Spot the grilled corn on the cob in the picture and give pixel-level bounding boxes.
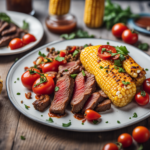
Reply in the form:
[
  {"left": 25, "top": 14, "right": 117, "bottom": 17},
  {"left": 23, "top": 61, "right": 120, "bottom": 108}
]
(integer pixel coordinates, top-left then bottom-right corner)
[
  {"left": 84, "top": 0, "right": 105, "bottom": 28},
  {"left": 0, "top": 77, "right": 3, "bottom": 94},
  {"left": 80, "top": 45, "right": 136, "bottom": 107},
  {"left": 49, "top": 0, "right": 70, "bottom": 15}
]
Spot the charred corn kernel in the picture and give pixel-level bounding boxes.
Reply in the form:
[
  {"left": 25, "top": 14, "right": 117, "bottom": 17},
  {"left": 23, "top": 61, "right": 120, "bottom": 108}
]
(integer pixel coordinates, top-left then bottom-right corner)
[
  {"left": 0, "top": 78, "right": 3, "bottom": 94},
  {"left": 49, "top": 0, "right": 70, "bottom": 15},
  {"left": 84, "top": 0, "right": 105, "bottom": 28},
  {"left": 80, "top": 45, "right": 136, "bottom": 107},
  {"left": 123, "top": 55, "right": 146, "bottom": 86}
]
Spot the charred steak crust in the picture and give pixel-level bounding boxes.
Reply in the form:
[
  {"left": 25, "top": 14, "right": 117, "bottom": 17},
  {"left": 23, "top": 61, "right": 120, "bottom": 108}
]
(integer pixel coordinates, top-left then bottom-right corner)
[
  {"left": 32, "top": 95, "right": 50, "bottom": 112},
  {"left": 50, "top": 75, "right": 74, "bottom": 115},
  {"left": 95, "top": 99, "right": 111, "bottom": 112},
  {"left": 70, "top": 71, "right": 96, "bottom": 113}
]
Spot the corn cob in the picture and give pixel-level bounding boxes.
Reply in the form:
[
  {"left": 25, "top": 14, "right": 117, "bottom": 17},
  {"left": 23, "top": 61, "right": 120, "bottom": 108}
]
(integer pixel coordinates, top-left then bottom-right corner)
[
  {"left": 80, "top": 45, "right": 136, "bottom": 107},
  {"left": 123, "top": 55, "right": 146, "bottom": 87},
  {"left": 49, "top": 0, "right": 70, "bottom": 15},
  {"left": 0, "top": 77, "right": 3, "bottom": 94},
  {"left": 84, "top": 0, "right": 105, "bottom": 28}
]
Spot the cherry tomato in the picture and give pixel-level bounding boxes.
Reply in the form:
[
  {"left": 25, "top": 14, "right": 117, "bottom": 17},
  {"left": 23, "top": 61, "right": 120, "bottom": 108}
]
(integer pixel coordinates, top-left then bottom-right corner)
[
  {"left": 60, "top": 51, "right": 66, "bottom": 57},
  {"left": 22, "top": 34, "right": 36, "bottom": 45},
  {"left": 32, "top": 76, "right": 55, "bottom": 95},
  {"left": 102, "top": 143, "right": 118, "bottom": 150},
  {"left": 132, "top": 126, "right": 150, "bottom": 143},
  {"left": 112, "top": 23, "right": 128, "bottom": 38},
  {"left": 84, "top": 109, "right": 101, "bottom": 121},
  {"left": 98, "top": 45, "right": 117, "bottom": 60},
  {"left": 21, "top": 68, "right": 41, "bottom": 90},
  {"left": 122, "top": 29, "right": 138, "bottom": 45},
  {"left": 135, "top": 91, "right": 149, "bottom": 106},
  {"left": 9, "top": 38, "right": 24, "bottom": 50},
  {"left": 143, "top": 78, "right": 150, "bottom": 94},
  {"left": 112, "top": 54, "right": 120, "bottom": 60},
  {"left": 69, "top": 46, "right": 76, "bottom": 53},
  {"left": 118, "top": 133, "right": 132, "bottom": 148}
]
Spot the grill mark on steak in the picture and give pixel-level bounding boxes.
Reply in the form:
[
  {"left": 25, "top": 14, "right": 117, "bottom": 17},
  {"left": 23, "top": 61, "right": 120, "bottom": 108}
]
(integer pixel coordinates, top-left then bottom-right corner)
[
  {"left": 50, "top": 75, "right": 74, "bottom": 115},
  {"left": 95, "top": 99, "right": 111, "bottom": 112},
  {"left": 1, "top": 24, "right": 17, "bottom": 36},
  {"left": 0, "top": 22, "right": 9, "bottom": 33},
  {"left": 58, "top": 60, "right": 81, "bottom": 75},
  {"left": 32, "top": 95, "right": 50, "bottom": 112},
  {"left": 82, "top": 92, "right": 103, "bottom": 113},
  {"left": 70, "top": 71, "right": 96, "bottom": 113}
]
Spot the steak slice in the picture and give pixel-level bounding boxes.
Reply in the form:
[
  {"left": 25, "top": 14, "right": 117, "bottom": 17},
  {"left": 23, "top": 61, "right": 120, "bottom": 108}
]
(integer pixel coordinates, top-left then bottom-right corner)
[
  {"left": 50, "top": 75, "right": 74, "bottom": 114},
  {"left": 1, "top": 24, "right": 17, "bottom": 36},
  {"left": 99, "top": 90, "right": 108, "bottom": 98},
  {"left": 70, "top": 71, "right": 96, "bottom": 113},
  {"left": 95, "top": 99, "right": 111, "bottom": 112},
  {"left": 0, "top": 22, "right": 9, "bottom": 33},
  {"left": 58, "top": 60, "right": 81, "bottom": 75},
  {"left": 82, "top": 92, "right": 103, "bottom": 113},
  {"left": 47, "top": 53, "right": 59, "bottom": 59},
  {"left": 32, "top": 95, "right": 50, "bottom": 112},
  {"left": 45, "top": 71, "right": 57, "bottom": 78}
]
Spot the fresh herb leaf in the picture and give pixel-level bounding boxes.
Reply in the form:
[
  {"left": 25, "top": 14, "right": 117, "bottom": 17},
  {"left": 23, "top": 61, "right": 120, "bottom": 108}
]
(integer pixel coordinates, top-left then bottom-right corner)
[
  {"left": 34, "top": 65, "right": 37, "bottom": 68},
  {"left": 55, "top": 56, "right": 65, "bottom": 62},
  {"left": 118, "top": 67, "right": 125, "bottom": 73},
  {"left": 76, "top": 30, "right": 94, "bottom": 38},
  {"left": 116, "top": 142, "right": 122, "bottom": 149},
  {"left": 114, "top": 66, "right": 118, "bottom": 69},
  {"left": 73, "top": 50, "right": 79, "bottom": 57},
  {"left": 41, "top": 115, "right": 43, "bottom": 117},
  {"left": 55, "top": 86, "right": 59, "bottom": 92},
  {"left": 84, "top": 44, "right": 88, "bottom": 48},
  {"left": 22, "top": 20, "right": 29, "bottom": 31},
  {"left": 145, "top": 68, "right": 149, "bottom": 71},
  {"left": 38, "top": 51, "right": 46, "bottom": 57},
  {"left": 129, "top": 117, "right": 131, "bottom": 119},
  {"left": 138, "top": 43, "right": 149, "bottom": 51},
  {"left": 60, "top": 34, "right": 69, "bottom": 39},
  {"left": 61, "top": 33, "right": 76, "bottom": 40},
  {"left": 101, "top": 48, "right": 106, "bottom": 53},
  {"left": 138, "top": 145, "right": 143, "bottom": 150},
  {"left": 106, "top": 121, "right": 108, "bottom": 123},
  {"left": 20, "top": 136, "right": 25, "bottom": 140},
  {"left": 46, "top": 117, "right": 53, "bottom": 123},
  {"left": 93, "top": 120, "right": 98, "bottom": 124},
  {"left": 82, "top": 70, "right": 86, "bottom": 76},
  {"left": 45, "top": 58, "right": 52, "bottom": 63},
  {"left": 119, "top": 54, "right": 125, "bottom": 61},
  {"left": 117, "top": 120, "right": 121, "bottom": 124},
  {"left": 114, "top": 59, "right": 122, "bottom": 67},
  {"left": 64, "top": 69, "right": 68, "bottom": 72},
  {"left": 82, "top": 122, "right": 84, "bottom": 125},
  {"left": 141, "top": 91, "right": 146, "bottom": 97},
  {"left": 34, "top": 75, "right": 47, "bottom": 87},
  {"left": 62, "top": 121, "right": 71, "bottom": 127},
  {"left": 70, "top": 74, "right": 77, "bottom": 79},
  {"left": 100, "top": 66, "right": 103, "bottom": 69},
  {"left": 111, "top": 53, "right": 118, "bottom": 57},
  {"left": 15, "top": 58, "right": 18, "bottom": 62},
  {"left": 14, "top": 81, "right": 16, "bottom": 83},
  {"left": 0, "top": 12, "right": 11, "bottom": 23},
  {"left": 24, "top": 104, "right": 29, "bottom": 109},
  {"left": 17, "top": 93, "right": 21, "bottom": 95},
  {"left": 107, "top": 42, "right": 109, "bottom": 45},
  {"left": 116, "top": 46, "right": 129, "bottom": 55},
  {"left": 17, "top": 78, "right": 19, "bottom": 80},
  {"left": 133, "top": 112, "right": 138, "bottom": 118},
  {"left": 122, "top": 81, "right": 130, "bottom": 85}
]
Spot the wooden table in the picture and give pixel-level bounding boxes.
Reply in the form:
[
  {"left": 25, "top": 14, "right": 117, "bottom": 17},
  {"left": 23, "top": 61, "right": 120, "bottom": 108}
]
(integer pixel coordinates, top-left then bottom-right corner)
[{"left": 0, "top": 0, "right": 150, "bottom": 149}]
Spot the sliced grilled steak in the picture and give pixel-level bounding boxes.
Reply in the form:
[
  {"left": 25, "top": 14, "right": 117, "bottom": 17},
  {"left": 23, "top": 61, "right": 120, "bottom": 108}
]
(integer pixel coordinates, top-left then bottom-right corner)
[
  {"left": 58, "top": 60, "right": 81, "bottom": 75},
  {"left": 82, "top": 92, "right": 103, "bottom": 113},
  {"left": 50, "top": 75, "right": 74, "bottom": 114},
  {"left": 0, "top": 22, "right": 9, "bottom": 33},
  {"left": 33, "top": 95, "right": 50, "bottom": 112},
  {"left": 1, "top": 24, "right": 17, "bottom": 36},
  {"left": 71, "top": 71, "right": 96, "bottom": 113},
  {"left": 47, "top": 53, "right": 59, "bottom": 59},
  {"left": 0, "top": 20, "right": 3, "bottom": 28},
  {"left": 95, "top": 99, "right": 111, "bottom": 112},
  {"left": 99, "top": 90, "right": 108, "bottom": 98}
]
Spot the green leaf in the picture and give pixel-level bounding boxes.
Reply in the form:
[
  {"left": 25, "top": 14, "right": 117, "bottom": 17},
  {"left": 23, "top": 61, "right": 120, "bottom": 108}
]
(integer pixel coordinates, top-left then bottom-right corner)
[
  {"left": 119, "top": 54, "right": 125, "bottom": 61},
  {"left": 116, "top": 46, "right": 129, "bottom": 55},
  {"left": 17, "top": 78, "right": 19, "bottom": 80},
  {"left": 76, "top": 30, "right": 94, "bottom": 38},
  {"left": 84, "top": 44, "right": 88, "bottom": 48},
  {"left": 68, "top": 33, "right": 76, "bottom": 39},
  {"left": 117, "top": 120, "right": 121, "bottom": 124},
  {"left": 129, "top": 117, "right": 131, "bottom": 119},
  {"left": 70, "top": 74, "right": 77, "bottom": 79},
  {"left": 105, "top": 121, "right": 108, "bottom": 123},
  {"left": 82, "top": 70, "right": 86, "bottom": 76},
  {"left": 138, "top": 145, "right": 143, "bottom": 150},
  {"left": 20, "top": 136, "right": 25, "bottom": 140},
  {"left": 15, "top": 58, "right": 19, "bottom": 62},
  {"left": 45, "top": 58, "right": 52, "bottom": 63},
  {"left": 55, "top": 86, "right": 59, "bottom": 92},
  {"left": 100, "top": 66, "right": 103, "bottom": 69},
  {"left": 34, "top": 75, "right": 47, "bottom": 87},
  {"left": 34, "top": 65, "right": 37, "bottom": 69},
  {"left": 114, "top": 66, "right": 118, "bottom": 69},
  {"left": 138, "top": 43, "right": 149, "bottom": 51},
  {"left": 46, "top": 117, "right": 53, "bottom": 123},
  {"left": 107, "top": 42, "right": 109, "bottom": 45},
  {"left": 132, "top": 112, "right": 138, "bottom": 118},
  {"left": 22, "top": 20, "right": 29, "bottom": 30},
  {"left": 38, "top": 51, "right": 46, "bottom": 57},
  {"left": 145, "top": 68, "right": 149, "bottom": 71},
  {"left": 64, "top": 69, "right": 68, "bottom": 72},
  {"left": 111, "top": 53, "right": 118, "bottom": 57},
  {"left": 114, "top": 59, "right": 122, "bottom": 67},
  {"left": 14, "top": 81, "right": 16, "bottom": 83},
  {"left": 73, "top": 50, "right": 79, "bottom": 57},
  {"left": 60, "top": 34, "right": 69, "bottom": 39},
  {"left": 17, "top": 93, "right": 21, "bottom": 95},
  {"left": 141, "top": 91, "right": 146, "bottom": 97},
  {"left": 118, "top": 67, "right": 125, "bottom": 73},
  {"left": 101, "top": 48, "right": 106, "bottom": 53},
  {"left": 93, "top": 120, "right": 98, "bottom": 124},
  {"left": 55, "top": 56, "right": 65, "bottom": 62},
  {"left": 62, "top": 121, "right": 71, "bottom": 127},
  {"left": 82, "top": 122, "right": 84, "bottom": 125},
  {"left": 0, "top": 12, "right": 11, "bottom": 23},
  {"left": 122, "top": 81, "right": 130, "bottom": 85},
  {"left": 24, "top": 104, "right": 29, "bottom": 109}
]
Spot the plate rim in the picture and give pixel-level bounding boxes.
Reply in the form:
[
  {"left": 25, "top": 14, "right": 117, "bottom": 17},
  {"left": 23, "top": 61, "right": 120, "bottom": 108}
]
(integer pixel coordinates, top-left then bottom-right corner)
[
  {"left": 6, "top": 38, "right": 150, "bottom": 132},
  {"left": 0, "top": 11, "right": 44, "bottom": 56}
]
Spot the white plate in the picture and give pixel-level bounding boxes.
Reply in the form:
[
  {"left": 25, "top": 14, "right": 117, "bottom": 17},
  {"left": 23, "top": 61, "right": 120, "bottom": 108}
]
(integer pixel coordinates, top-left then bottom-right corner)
[
  {"left": 6, "top": 39, "right": 150, "bottom": 132},
  {"left": 0, "top": 11, "right": 43, "bottom": 55}
]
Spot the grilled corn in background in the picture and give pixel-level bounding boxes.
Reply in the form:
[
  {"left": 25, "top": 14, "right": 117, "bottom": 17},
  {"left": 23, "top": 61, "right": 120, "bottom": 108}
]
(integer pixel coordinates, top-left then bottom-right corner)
[{"left": 80, "top": 45, "right": 137, "bottom": 107}]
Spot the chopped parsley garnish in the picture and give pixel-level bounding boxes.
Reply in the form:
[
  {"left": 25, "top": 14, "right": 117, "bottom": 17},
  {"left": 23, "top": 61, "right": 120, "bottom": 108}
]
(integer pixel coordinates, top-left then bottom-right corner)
[
  {"left": 45, "top": 58, "right": 52, "bottom": 62},
  {"left": 141, "top": 91, "right": 146, "bottom": 97},
  {"left": 114, "top": 66, "right": 118, "bottom": 69},
  {"left": 82, "top": 122, "right": 84, "bottom": 125},
  {"left": 14, "top": 81, "right": 16, "bottom": 83},
  {"left": 34, "top": 65, "right": 37, "bottom": 68},
  {"left": 107, "top": 42, "right": 109, "bottom": 45},
  {"left": 55, "top": 55, "right": 65, "bottom": 62},
  {"left": 70, "top": 74, "right": 77, "bottom": 79},
  {"left": 41, "top": 115, "right": 43, "bottom": 117},
  {"left": 73, "top": 50, "right": 79, "bottom": 57},
  {"left": 55, "top": 86, "right": 59, "bottom": 92},
  {"left": 111, "top": 53, "right": 118, "bottom": 57},
  {"left": 82, "top": 70, "right": 86, "bottom": 76},
  {"left": 117, "top": 120, "right": 121, "bottom": 124},
  {"left": 114, "top": 59, "right": 122, "bottom": 67},
  {"left": 118, "top": 67, "right": 125, "bottom": 73},
  {"left": 46, "top": 117, "right": 53, "bottom": 123},
  {"left": 138, "top": 144, "right": 143, "bottom": 150},
  {"left": 129, "top": 117, "right": 131, "bottom": 119},
  {"left": 20, "top": 136, "right": 25, "bottom": 140},
  {"left": 105, "top": 121, "right": 108, "bottom": 123},
  {"left": 138, "top": 43, "right": 149, "bottom": 51},
  {"left": 17, "top": 78, "right": 19, "bottom": 80},
  {"left": 60, "top": 33, "right": 76, "bottom": 40},
  {"left": 17, "top": 93, "right": 21, "bottom": 95},
  {"left": 101, "top": 48, "right": 106, "bottom": 53},
  {"left": 62, "top": 121, "right": 71, "bottom": 127},
  {"left": 34, "top": 75, "right": 47, "bottom": 87},
  {"left": 100, "top": 66, "right": 103, "bottom": 69},
  {"left": 15, "top": 58, "right": 18, "bottom": 62},
  {"left": 64, "top": 69, "right": 68, "bottom": 72},
  {"left": 119, "top": 54, "right": 125, "bottom": 61},
  {"left": 115, "top": 46, "right": 129, "bottom": 55},
  {"left": 122, "top": 81, "right": 130, "bottom": 85},
  {"left": 145, "top": 68, "right": 149, "bottom": 71},
  {"left": 38, "top": 51, "right": 46, "bottom": 57},
  {"left": 93, "top": 120, "right": 98, "bottom": 124},
  {"left": 84, "top": 44, "right": 88, "bottom": 48},
  {"left": 133, "top": 112, "right": 138, "bottom": 118},
  {"left": 24, "top": 104, "right": 29, "bottom": 109}
]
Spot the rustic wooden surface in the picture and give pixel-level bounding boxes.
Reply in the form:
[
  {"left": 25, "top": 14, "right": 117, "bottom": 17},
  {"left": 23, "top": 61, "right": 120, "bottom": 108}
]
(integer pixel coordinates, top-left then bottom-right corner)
[{"left": 0, "top": 0, "right": 150, "bottom": 150}]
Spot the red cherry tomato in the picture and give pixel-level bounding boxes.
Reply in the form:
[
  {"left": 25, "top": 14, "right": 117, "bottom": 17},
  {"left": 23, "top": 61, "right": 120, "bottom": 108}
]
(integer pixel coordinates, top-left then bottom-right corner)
[
  {"left": 98, "top": 45, "right": 117, "bottom": 60},
  {"left": 122, "top": 29, "right": 138, "bottom": 45},
  {"left": 112, "top": 54, "right": 120, "bottom": 60},
  {"left": 69, "top": 46, "right": 76, "bottom": 53},
  {"left": 102, "top": 143, "right": 118, "bottom": 150},
  {"left": 118, "top": 133, "right": 132, "bottom": 148},
  {"left": 135, "top": 91, "right": 149, "bottom": 106},
  {"left": 112, "top": 23, "right": 128, "bottom": 38},
  {"left": 132, "top": 126, "right": 150, "bottom": 143},
  {"left": 32, "top": 76, "right": 55, "bottom": 95},
  {"left": 143, "top": 78, "right": 150, "bottom": 94},
  {"left": 60, "top": 51, "right": 66, "bottom": 57},
  {"left": 9, "top": 38, "right": 24, "bottom": 50},
  {"left": 21, "top": 68, "right": 41, "bottom": 90},
  {"left": 22, "top": 34, "right": 36, "bottom": 45},
  {"left": 84, "top": 109, "right": 101, "bottom": 121}
]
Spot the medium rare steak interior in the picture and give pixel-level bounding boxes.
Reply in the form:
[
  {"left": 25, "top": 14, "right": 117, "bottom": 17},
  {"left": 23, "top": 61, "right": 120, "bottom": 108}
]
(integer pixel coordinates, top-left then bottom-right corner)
[
  {"left": 70, "top": 71, "right": 96, "bottom": 113},
  {"left": 50, "top": 75, "right": 74, "bottom": 114}
]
